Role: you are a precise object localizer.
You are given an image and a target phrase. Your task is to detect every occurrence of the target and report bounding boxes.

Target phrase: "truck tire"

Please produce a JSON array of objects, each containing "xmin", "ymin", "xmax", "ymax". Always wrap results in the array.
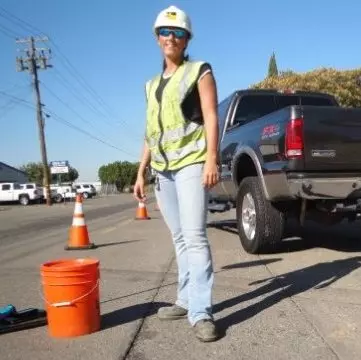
[{"xmin": 236, "ymin": 176, "xmax": 285, "ymax": 254}]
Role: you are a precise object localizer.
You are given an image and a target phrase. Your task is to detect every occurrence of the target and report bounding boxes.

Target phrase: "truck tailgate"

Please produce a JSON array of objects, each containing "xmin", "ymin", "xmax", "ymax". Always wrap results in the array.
[{"xmin": 303, "ymin": 106, "xmax": 361, "ymax": 171}]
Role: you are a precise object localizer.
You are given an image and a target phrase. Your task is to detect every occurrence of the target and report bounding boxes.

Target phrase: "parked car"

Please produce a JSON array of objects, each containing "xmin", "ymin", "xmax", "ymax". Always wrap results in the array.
[
  {"xmin": 209, "ymin": 88, "xmax": 361, "ymax": 254},
  {"xmin": 20, "ymin": 183, "xmax": 44, "ymax": 203},
  {"xmin": 0, "ymin": 182, "xmax": 31, "ymax": 205},
  {"xmin": 73, "ymin": 184, "xmax": 97, "ymax": 199}
]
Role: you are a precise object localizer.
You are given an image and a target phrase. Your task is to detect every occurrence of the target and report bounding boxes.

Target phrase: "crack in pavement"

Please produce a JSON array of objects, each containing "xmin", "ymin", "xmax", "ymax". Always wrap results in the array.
[{"xmin": 120, "ymin": 253, "xmax": 175, "ymax": 360}]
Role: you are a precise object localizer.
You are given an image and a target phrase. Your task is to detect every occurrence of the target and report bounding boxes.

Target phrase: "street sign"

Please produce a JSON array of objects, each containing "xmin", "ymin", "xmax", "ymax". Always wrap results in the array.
[
  {"xmin": 51, "ymin": 166, "xmax": 69, "ymax": 174},
  {"xmin": 50, "ymin": 161, "xmax": 69, "ymax": 167},
  {"xmin": 50, "ymin": 160, "xmax": 69, "ymax": 174}
]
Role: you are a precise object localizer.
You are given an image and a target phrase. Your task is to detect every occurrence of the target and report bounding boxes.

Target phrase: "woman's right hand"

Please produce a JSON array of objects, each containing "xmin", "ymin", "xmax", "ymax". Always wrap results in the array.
[{"xmin": 133, "ymin": 175, "xmax": 146, "ymax": 202}]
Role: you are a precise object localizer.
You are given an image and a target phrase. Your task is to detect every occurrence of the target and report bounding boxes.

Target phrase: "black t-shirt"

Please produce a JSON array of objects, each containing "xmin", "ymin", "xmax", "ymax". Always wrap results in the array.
[{"xmin": 154, "ymin": 62, "xmax": 212, "ymax": 124}]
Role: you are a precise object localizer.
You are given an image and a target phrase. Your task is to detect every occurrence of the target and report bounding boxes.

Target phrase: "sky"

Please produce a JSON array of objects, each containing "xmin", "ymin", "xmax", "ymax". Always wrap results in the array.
[{"xmin": 0, "ymin": 0, "xmax": 361, "ymax": 181}]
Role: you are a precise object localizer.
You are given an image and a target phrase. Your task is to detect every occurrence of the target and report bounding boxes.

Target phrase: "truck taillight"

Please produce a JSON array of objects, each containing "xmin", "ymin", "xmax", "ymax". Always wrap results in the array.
[{"xmin": 285, "ymin": 118, "xmax": 304, "ymax": 158}]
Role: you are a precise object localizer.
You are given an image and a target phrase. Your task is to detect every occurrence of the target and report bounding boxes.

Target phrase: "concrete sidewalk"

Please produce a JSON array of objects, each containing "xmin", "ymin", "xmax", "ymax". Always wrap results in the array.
[{"xmin": 1, "ymin": 200, "xmax": 361, "ymax": 359}]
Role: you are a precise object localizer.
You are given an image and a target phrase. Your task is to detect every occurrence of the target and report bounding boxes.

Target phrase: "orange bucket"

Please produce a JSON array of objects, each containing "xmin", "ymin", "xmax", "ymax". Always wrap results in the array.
[{"xmin": 40, "ymin": 258, "xmax": 100, "ymax": 338}]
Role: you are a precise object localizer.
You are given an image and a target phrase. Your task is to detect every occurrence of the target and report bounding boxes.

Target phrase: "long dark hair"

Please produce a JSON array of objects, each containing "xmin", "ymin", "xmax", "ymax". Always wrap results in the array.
[{"xmin": 162, "ymin": 53, "xmax": 189, "ymax": 71}]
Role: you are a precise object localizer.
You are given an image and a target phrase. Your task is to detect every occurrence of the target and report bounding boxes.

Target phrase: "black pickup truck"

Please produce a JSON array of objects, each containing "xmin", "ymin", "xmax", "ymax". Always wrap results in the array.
[{"xmin": 209, "ymin": 89, "xmax": 361, "ymax": 254}]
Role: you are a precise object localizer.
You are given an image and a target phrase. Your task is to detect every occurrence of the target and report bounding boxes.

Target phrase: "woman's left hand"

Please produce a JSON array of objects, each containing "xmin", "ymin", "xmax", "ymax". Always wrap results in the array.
[{"xmin": 203, "ymin": 159, "xmax": 219, "ymax": 189}]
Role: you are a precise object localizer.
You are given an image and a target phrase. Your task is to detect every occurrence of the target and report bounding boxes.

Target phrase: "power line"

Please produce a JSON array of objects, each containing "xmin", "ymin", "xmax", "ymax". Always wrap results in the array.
[
  {"xmin": 0, "ymin": 8, "xmax": 109, "ymax": 113},
  {"xmin": 0, "ymin": 90, "xmax": 35, "ymax": 109},
  {"xmin": 0, "ymin": 7, "xmax": 35, "ymax": 35},
  {"xmin": 45, "ymin": 108, "xmax": 138, "ymax": 158},
  {"xmin": 0, "ymin": 23, "xmax": 21, "ymax": 38},
  {"xmin": 48, "ymin": 50, "xmax": 142, "ymax": 139},
  {"xmin": 0, "ymin": 5, "xmax": 142, "ymax": 139},
  {"xmin": 1, "ymin": 6, "xmax": 140, "ymax": 162},
  {"xmin": 41, "ymin": 80, "xmax": 123, "ymax": 143},
  {"xmin": 0, "ymin": 85, "xmax": 32, "ymax": 119},
  {"xmin": 51, "ymin": 67, "xmax": 107, "ymax": 118},
  {"xmin": 41, "ymin": 81, "xmax": 102, "ymax": 128},
  {"xmin": 0, "ymin": 90, "xmax": 137, "ymax": 157},
  {"xmin": 0, "ymin": 98, "xmax": 28, "ymax": 119}
]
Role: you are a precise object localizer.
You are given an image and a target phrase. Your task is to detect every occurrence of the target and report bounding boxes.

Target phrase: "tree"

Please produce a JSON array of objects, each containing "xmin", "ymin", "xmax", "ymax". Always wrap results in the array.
[
  {"xmin": 19, "ymin": 162, "xmax": 44, "ymax": 184},
  {"xmin": 53, "ymin": 167, "xmax": 79, "ymax": 183},
  {"xmin": 98, "ymin": 161, "xmax": 139, "ymax": 192},
  {"xmin": 267, "ymin": 52, "xmax": 278, "ymax": 78},
  {"xmin": 252, "ymin": 67, "xmax": 361, "ymax": 108},
  {"xmin": 19, "ymin": 162, "xmax": 79, "ymax": 184},
  {"xmin": 279, "ymin": 69, "xmax": 295, "ymax": 77}
]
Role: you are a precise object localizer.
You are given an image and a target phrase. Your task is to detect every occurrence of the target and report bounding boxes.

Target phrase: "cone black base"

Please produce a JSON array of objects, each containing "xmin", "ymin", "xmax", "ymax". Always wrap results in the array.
[{"xmin": 64, "ymin": 243, "xmax": 97, "ymax": 250}]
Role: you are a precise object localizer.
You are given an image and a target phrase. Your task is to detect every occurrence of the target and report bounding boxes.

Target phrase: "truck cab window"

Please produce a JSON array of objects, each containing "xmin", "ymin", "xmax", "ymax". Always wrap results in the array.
[
  {"xmin": 276, "ymin": 95, "xmax": 336, "ymax": 109},
  {"xmin": 233, "ymin": 95, "xmax": 277, "ymax": 126},
  {"xmin": 217, "ymin": 94, "xmax": 233, "ymax": 137},
  {"xmin": 300, "ymin": 96, "xmax": 336, "ymax": 106}
]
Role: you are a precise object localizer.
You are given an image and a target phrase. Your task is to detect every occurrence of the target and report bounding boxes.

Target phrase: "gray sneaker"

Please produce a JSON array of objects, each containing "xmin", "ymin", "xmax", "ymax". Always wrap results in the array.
[
  {"xmin": 194, "ymin": 319, "xmax": 219, "ymax": 342},
  {"xmin": 157, "ymin": 305, "xmax": 188, "ymax": 320}
]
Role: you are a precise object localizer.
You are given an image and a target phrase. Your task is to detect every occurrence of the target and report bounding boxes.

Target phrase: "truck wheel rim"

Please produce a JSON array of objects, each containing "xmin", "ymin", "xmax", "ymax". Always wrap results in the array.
[{"xmin": 242, "ymin": 193, "xmax": 256, "ymax": 241}]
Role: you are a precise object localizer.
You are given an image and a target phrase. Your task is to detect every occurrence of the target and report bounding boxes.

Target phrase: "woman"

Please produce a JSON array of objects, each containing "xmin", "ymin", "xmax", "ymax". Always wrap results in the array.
[{"xmin": 133, "ymin": 5, "xmax": 219, "ymax": 342}]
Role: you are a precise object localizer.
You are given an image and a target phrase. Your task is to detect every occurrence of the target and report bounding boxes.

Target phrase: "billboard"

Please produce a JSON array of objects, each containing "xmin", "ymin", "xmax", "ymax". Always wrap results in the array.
[{"xmin": 50, "ymin": 160, "xmax": 69, "ymax": 174}]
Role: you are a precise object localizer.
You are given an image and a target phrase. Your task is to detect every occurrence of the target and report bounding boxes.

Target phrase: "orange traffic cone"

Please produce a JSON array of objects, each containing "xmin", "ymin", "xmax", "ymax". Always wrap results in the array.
[
  {"xmin": 135, "ymin": 201, "xmax": 151, "ymax": 220},
  {"xmin": 65, "ymin": 194, "xmax": 96, "ymax": 250}
]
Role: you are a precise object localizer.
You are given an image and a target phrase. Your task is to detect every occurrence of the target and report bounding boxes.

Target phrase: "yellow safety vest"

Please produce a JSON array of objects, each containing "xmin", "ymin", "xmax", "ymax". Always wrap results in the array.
[{"xmin": 145, "ymin": 61, "xmax": 207, "ymax": 172}]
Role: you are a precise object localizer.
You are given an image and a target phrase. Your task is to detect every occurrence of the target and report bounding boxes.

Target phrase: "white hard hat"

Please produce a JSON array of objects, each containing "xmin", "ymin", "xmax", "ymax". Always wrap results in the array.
[{"xmin": 153, "ymin": 5, "xmax": 192, "ymax": 38}]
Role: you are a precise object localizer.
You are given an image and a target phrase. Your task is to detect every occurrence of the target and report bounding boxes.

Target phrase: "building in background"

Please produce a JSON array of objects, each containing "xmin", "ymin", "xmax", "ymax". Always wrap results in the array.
[{"xmin": 0, "ymin": 162, "xmax": 29, "ymax": 183}]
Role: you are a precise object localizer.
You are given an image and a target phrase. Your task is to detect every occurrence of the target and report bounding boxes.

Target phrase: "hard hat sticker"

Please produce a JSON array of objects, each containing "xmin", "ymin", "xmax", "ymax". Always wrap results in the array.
[{"xmin": 165, "ymin": 11, "xmax": 177, "ymax": 20}]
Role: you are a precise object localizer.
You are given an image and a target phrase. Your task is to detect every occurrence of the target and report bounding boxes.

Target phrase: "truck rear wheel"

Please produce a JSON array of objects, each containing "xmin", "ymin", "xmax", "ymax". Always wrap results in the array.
[{"xmin": 236, "ymin": 176, "xmax": 285, "ymax": 254}]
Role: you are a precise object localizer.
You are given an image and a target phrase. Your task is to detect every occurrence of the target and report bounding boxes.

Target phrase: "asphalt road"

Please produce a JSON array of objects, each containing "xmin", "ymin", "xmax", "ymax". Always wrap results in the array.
[
  {"xmin": 0, "ymin": 194, "xmax": 147, "ymax": 245},
  {"xmin": 1, "ymin": 195, "xmax": 361, "ymax": 359}
]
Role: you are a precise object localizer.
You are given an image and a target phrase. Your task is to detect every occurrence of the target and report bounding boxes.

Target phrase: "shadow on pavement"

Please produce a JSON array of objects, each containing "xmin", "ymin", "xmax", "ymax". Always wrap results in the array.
[
  {"xmin": 220, "ymin": 258, "xmax": 282, "ymax": 270},
  {"xmin": 101, "ymin": 301, "xmax": 171, "ymax": 329},
  {"xmin": 96, "ymin": 240, "xmax": 142, "ymax": 248},
  {"xmin": 215, "ymin": 256, "xmax": 361, "ymax": 335},
  {"xmin": 208, "ymin": 218, "xmax": 361, "ymax": 253},
  {"xmin": 280, "ymin": 220, "xmax": 361, "ymax": 253},
  {"xmin": 100, "ymin": 259, "xmax": 281, "ymax": 305},
  {"xmin": 207, "ymin": 220, "xmax": 238, "ymax": 235}
]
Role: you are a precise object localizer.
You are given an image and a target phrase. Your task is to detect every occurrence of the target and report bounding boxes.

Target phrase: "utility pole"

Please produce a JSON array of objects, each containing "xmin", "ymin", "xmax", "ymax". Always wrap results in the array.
[{"xmin": 16, "ymin": 36, "xmax": 53, "ymax": 206}]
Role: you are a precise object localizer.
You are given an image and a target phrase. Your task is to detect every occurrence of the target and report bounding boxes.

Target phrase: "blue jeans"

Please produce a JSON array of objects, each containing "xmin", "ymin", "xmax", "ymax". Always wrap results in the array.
[{"xmin": 154, "ymin": 162, "xmax": 214, "ymax": 326}]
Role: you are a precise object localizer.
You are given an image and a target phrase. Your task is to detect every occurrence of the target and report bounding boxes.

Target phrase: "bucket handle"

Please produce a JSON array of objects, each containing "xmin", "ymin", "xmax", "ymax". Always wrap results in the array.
[{"xmin": 41, "ymin": 279, "xmax": 99, "ymax": 308}]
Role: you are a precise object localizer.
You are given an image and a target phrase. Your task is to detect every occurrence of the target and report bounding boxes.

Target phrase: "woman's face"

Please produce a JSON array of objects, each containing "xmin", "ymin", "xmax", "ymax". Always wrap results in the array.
[{"xmin": 157, "ymin": 27, "xmax": 189, "ymax": 62}]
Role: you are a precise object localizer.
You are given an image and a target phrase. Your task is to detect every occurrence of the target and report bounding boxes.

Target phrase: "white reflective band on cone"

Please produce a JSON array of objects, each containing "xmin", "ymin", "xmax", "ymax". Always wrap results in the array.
[
  {"xmin": 74, "ymin": 203, "xmax": 83, "ymax": 215},
  {"xmin": 72, "ymin": 217, "xmax": 85, "ymax": 226}
]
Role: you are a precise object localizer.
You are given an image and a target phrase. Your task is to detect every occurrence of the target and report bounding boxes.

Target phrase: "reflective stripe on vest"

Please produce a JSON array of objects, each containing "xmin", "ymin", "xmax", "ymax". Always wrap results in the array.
[
  {"xmin": 152, "ymin": 138, "xmax": 206, "ymax": 163},
  {"xmin": 146, "ymin": 121, "xmax": 200, "ymax": 148},
  {"xmin": 145, "ymin": 61, "xmax": 207, "ymax": 171}
]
